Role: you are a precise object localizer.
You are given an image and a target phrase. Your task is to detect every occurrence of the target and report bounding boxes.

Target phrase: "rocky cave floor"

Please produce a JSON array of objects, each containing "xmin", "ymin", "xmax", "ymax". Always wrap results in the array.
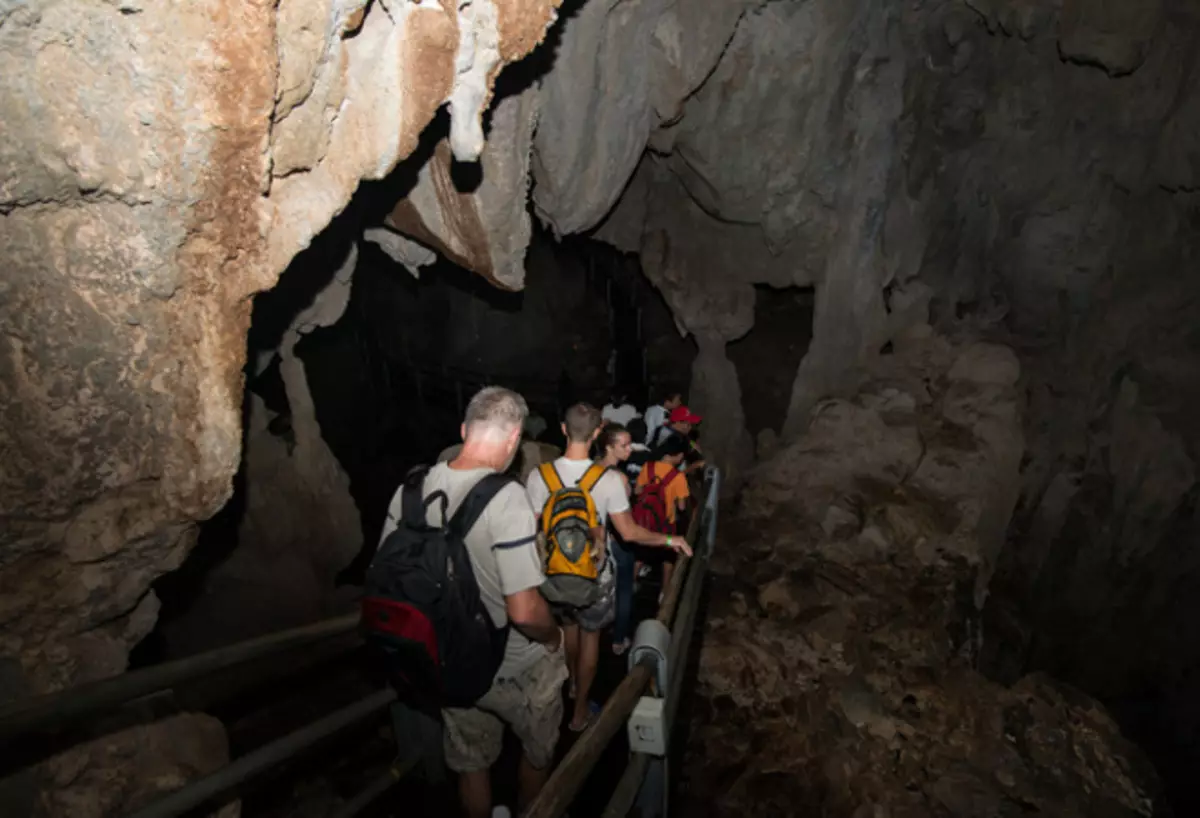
[{"xmin": 677, "ymin": 328, "xmax": 1163, "ymax": 818}]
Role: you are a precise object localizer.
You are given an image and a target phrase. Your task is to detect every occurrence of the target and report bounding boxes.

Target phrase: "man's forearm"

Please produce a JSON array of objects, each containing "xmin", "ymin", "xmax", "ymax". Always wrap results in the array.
[
  {"xmin": 617, "ymin": 517, "xmax": 671, "ymax": 547},
  {"xmin": 629, "ymin": 527, "xmax": 670, "ymax": 547},
  {"xmin": 611, "ymin": 512, "xmax": 693, "ymax": 556}
]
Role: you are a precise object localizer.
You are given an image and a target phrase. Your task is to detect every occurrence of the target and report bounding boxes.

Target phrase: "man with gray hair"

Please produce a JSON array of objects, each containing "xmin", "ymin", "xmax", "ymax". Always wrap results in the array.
[{"xmin": 379, "ymin": 386, "xmax": 566, "ymax": 818}]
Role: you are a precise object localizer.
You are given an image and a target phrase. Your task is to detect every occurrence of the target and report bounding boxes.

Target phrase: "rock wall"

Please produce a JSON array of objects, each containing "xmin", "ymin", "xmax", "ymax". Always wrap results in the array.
[
  {"xmin": 370, "ymin": 0, "xmax": 1200, "ymax": 489},
  {"xmin": 162, "ymin": 245, "xmax": 364, "ymax": 656},
  {"xmin": 983, "ymin": 237, "xmax": 1200, "ymax": 806},
  {"xmin": 682, "ymin": 329, "xmax": 1162, "ymax": 816},
  {"xmin": 0, "ymin": 0, "xmax": 559, "ymax": 813}
]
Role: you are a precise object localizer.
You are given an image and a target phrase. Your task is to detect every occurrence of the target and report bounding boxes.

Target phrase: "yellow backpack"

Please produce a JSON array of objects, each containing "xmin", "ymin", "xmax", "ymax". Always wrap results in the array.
[{"xmin": 538, "ymin": 462, "xmax": 607, "ymax": 607}]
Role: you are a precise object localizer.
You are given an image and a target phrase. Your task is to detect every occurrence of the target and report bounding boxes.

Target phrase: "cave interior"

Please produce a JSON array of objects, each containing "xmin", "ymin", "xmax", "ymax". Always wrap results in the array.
[{"xmin": 3, "ymin": 0, "xmax": 1200, "ymax": 816}]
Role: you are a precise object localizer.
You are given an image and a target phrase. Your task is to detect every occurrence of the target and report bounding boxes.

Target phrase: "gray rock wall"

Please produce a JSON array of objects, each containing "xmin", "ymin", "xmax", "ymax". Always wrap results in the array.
[{"xmin": 372, "ymin": 0, "xmax": 1199, "ymax": 490}]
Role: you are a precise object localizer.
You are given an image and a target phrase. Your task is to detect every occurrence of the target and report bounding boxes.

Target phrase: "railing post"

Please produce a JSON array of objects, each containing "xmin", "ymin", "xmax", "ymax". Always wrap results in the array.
[
  {"xmin": 604, "ymin": 466, "xmax": 719, "ymax": 818},
  {"xmin": 638, "ymin": 757, "xmax": 667, "ymax": 817}
]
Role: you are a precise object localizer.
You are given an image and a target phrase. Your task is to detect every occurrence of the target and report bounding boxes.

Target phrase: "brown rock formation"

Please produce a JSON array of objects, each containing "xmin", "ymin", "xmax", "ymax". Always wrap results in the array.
[
  {"xmin": 683, "ymin": 330, "xmax": 1159, "ymax": 816},
  {"xmin": 163, "ymin": 245, "xmax": 364, "ymax": 655},
  {"xmin": 0, "ymin": 0, "xmax": 559, "ymax": 812},
  {"xmin": 384, "ymin": 74, "xmax": 540, "ymax": 291}
]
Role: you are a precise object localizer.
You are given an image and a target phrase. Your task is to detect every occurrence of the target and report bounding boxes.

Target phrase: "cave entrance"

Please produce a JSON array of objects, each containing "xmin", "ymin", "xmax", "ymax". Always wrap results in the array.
[{"xmin": 726, "ymin": 284, "xmax": 815, "ymax": 438}]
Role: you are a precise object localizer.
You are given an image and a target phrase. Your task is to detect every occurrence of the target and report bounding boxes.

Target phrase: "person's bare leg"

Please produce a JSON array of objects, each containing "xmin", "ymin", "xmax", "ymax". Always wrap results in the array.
[
  {"xmin": 459, "ymin": 769, "xmax": 491, "ymax": 818},
  {"xmin": 563, "ymin": 622, "xmax": 581, "ymax": 698},
  {"xmin": 572, "ymin": 628, "xmax": 601, "ymax": 729},
  {"xmin": 518, "ymin": 753, "xmax": 552, "ymax": 810}
]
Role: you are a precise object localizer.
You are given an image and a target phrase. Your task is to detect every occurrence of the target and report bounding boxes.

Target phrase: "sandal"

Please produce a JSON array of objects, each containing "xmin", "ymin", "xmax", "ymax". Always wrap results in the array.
[{"xmin": 568, "ymin": 701, "xmax": 602, "ymax": 733}]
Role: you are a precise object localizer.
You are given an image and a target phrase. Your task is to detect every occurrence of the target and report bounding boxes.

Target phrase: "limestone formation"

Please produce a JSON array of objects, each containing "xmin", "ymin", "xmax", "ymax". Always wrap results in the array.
[
  {"xmin": 1058, "ymin": 0, "xmax": 1164, "ymax": 76},
  {"xmin": 267, "ymin": 0, "xmax": 562, "ymax": 277},
  {"xmin": 371, "ymin": 0, "xmax": 1200, "ymax": 493},
  {"xmin": 363, "ymin": 226, "xmax": 438, "ymax": 278},
  {"xmin": 0, "ymin": 0, "xmax": 559, "ymax": 812},
  {"xmin": 532, "ymin": 0, "xmax": 674, "ymax": 237},
  {"xmin": 683, "ymin": 331, "xmax": 1160, "ymax": 816},
  {"xmin": 163, "ymin": 246, "xmax": 364, "ymax": 655},
  {"xmin": 385, "ymin": 80, "xmax": 542, "ymax": 290}
]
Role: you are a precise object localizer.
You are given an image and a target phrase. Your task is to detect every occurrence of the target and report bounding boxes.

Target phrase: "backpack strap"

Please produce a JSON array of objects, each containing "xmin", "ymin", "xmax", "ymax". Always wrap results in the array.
[
  {"xmin": 578, "ymin": 462, "xmax": 607, "ymax": 493},
  {"xmin": 400, "ymin": 465, "xmax": 441, "ymax": 527},
  {"xmin": 538, "ymin": 462, "xmax": 564, "ymax": 494},
  {"xmin": 447, "ymin": 473, "xmax": 516, "ymax": 539},
  {"xmin": 660, "ymin": 466, "xmax": 683, "ymax": 492},
  {"xmin": 645, "ymin": 461, "xmax": 666, "ymax": 485}
]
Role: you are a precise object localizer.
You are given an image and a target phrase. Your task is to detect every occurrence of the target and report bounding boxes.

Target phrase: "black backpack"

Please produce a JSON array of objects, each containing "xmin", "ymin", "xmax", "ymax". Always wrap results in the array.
[{"xmin": 361, "ymin": 466, "xmax": 511, "ymax": 710}]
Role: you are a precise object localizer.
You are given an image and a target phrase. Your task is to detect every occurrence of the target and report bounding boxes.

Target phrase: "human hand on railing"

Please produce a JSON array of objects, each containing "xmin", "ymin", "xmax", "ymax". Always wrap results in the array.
[{"xmin": 666, "ymin": 535, "xmax": 692, "ymax": 557}]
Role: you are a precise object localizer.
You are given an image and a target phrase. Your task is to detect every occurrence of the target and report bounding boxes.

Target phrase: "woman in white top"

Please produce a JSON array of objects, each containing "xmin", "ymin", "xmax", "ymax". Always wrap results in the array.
[{"xmin": 596, "ymin": 423, "xmax": 637, "ymax": 654}]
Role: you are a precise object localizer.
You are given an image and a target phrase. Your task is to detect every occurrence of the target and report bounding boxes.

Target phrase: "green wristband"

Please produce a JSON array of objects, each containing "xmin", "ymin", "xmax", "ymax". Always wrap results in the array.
[{"xmin": 666, "ymin": 535, "xmax": 673, "ymax": 548}]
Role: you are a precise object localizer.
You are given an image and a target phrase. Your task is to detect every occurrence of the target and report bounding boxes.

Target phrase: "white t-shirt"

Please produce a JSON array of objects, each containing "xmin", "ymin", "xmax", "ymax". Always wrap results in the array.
[
  {"xmin": 602, "ymin": 403, "xmax": 642, "ymax": 426},
  {"xmin": 379, "ymin": 464, "xmax": 546, "ymax": 677},
  {"xmin": 643, "ymin": 405, "xmax": 667, "ymax": 445},
  {"xmin": 525, "ymin": 457, "xmax": 630, "ymax": 528}
]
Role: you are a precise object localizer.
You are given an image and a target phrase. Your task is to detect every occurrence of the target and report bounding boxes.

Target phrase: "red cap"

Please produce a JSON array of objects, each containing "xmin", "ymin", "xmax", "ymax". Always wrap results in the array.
[{"xmin": 668, "ymin": 406, "xmax": 702, "ymax": 424}]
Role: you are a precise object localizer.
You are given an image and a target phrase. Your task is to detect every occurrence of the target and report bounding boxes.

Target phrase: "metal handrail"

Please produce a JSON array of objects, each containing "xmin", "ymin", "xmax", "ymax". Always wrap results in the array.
[
  {"xmin": 523, "ymin": 466, "xmax": 720, "ymax": 818},
  {"xmin": 4, "ymin": 467, "xmax": 721, "ymax": 818},
  {"xmin": 601, "ymin": 467, "xmax": 720, "ymax": 818},
  {"xmin": 0, "ymin": 613, "xmax": 359, "ymax": 745},
  {"xmin": 124, "ymin": 688, "xmax": 397, "ymax": 818}
]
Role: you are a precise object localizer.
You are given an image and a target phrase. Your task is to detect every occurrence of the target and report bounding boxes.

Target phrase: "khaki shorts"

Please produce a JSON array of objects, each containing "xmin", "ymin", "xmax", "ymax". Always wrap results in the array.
[{"xmin": 443, "ymin": 649, "xmax": 568, "ymax": 772}]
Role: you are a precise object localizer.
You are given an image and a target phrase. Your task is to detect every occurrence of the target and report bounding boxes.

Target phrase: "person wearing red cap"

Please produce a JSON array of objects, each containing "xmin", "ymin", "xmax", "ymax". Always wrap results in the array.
[
  {"xmin": 643, "ymin": 390, "xmax": 683, "ymax": 446},
  {"xmin": 668, "ymin": 405, "xmax": 702, "ymax": 426},
  {"xmin": 650, "ymin": 404, "xmax": 706, "ymax": 474}
]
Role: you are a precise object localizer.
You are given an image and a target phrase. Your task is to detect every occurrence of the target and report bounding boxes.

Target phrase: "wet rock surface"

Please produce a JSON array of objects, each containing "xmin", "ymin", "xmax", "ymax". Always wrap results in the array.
[{"xmin": 682, "ymin": 331, "xmax": 1160, "ymax": 817}]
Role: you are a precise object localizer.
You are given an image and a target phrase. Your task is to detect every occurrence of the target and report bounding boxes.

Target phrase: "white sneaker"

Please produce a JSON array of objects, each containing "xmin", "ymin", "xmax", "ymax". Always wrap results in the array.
[{"xmin": 492, "ymin": 807, "xmax": 512, "ymax": 818}]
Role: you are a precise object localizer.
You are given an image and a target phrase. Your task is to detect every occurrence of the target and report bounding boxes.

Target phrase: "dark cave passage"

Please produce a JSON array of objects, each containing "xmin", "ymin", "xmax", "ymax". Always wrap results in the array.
[
  {"xmin": 298, "ymin": 230, "xmax": 695, "ymax": 578},
  {"xmin": 135, "ymin": 208, "xmax": 696, "ymax": 665}
]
